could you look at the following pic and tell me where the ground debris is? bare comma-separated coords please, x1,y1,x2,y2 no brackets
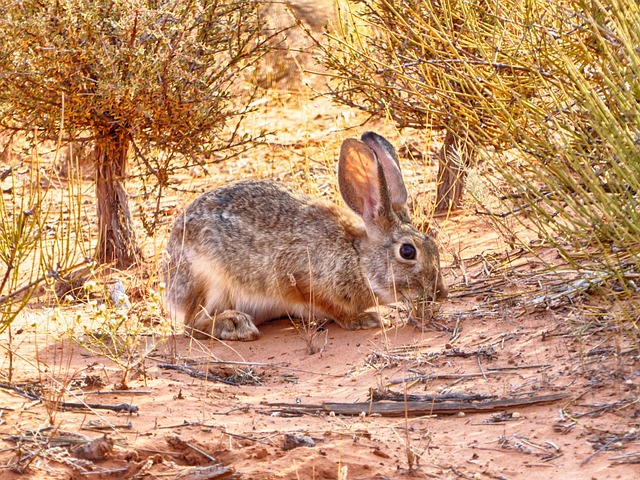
582,429,640,465
0,381,138,413
174,464,240,480
483,411,523,423
158,363,261,386
168,435,219,464
610,451,640,465
3,427,92,447
498,433,562,460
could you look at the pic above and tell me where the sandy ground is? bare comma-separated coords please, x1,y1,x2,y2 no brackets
0,90,638,479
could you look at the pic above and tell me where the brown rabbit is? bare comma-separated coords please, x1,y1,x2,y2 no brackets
164,132,447,340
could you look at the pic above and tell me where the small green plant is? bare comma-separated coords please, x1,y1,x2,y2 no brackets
291,314,329,355
0,163,45,334
68,280,166,390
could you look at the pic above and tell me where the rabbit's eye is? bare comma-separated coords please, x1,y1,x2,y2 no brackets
399,243,416,260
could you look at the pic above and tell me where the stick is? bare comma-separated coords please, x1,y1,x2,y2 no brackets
487,364,551,371
170,436,219,463
57,402,138,414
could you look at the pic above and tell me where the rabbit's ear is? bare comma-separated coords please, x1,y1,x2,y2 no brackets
360,132,408,208
338,138,392,222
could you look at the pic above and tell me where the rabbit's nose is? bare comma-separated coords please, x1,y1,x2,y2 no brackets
435,284,448,301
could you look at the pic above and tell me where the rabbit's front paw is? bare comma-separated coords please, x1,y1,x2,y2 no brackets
186,310,260,341
337,311,389,330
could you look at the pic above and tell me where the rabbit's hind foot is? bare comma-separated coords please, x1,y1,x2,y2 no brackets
185,310,260,341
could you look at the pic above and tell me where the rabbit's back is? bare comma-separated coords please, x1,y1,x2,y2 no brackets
170,180,361,262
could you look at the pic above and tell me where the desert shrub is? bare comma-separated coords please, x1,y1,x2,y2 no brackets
0,0,276,268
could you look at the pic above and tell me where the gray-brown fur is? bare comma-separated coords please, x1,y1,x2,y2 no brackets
164,132,447,341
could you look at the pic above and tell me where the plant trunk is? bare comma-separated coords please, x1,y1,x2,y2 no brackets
94,128,141,269
435,129,472,215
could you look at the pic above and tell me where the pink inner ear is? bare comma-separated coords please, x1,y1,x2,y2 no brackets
339,139,385,220
352,145,381,219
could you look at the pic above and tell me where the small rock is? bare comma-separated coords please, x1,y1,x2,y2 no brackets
282,434,315,451
110,280,131,309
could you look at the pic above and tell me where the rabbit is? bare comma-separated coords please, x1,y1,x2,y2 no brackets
163,132,448,341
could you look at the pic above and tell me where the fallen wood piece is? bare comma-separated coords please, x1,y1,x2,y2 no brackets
371,389,496,403
268,393,570,417
324,393,570,417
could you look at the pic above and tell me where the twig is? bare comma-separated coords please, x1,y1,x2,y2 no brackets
581,437,620,466
81,421,133,431
81,468,129,476
487,364,551,371
389,372,505,384
158,420,203,430
0,382,41,400
182,441,218,463
158,363,241,386
477,353,487,380
222,431,273,446
168,358,345,378
57,401,138,414
77,389,153,396
0,382,138,413
609,452,640,464
0,259,94,306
